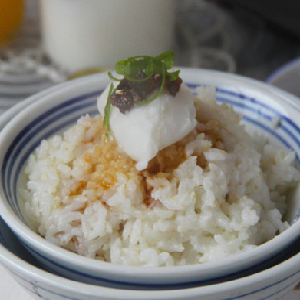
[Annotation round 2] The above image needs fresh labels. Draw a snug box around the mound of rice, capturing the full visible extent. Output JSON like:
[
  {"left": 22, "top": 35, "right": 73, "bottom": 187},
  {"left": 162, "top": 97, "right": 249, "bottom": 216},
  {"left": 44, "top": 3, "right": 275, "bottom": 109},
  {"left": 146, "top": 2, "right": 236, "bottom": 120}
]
[{"left": 21, "top": 86, "right": 300, "bottom": 266}]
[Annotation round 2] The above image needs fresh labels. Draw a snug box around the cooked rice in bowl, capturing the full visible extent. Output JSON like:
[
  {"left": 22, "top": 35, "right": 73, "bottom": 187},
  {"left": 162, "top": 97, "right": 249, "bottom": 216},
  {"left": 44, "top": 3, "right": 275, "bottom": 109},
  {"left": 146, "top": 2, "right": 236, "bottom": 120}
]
[{"left": 20, "top": 86, "right": 300, "bottom": 267}]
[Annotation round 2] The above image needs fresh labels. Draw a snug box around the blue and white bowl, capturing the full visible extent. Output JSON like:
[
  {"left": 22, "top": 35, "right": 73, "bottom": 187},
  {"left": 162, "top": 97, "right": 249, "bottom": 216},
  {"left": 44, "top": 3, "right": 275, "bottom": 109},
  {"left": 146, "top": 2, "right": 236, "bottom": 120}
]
[
  {"left": 0, "top": 69, "right": 300, "bottom": 288},
  {"left": 266, "top": 56, "right": 300, "bottom": 98},
  {"left": 1, "top": 206, "right": 300, "bottom": 299}
]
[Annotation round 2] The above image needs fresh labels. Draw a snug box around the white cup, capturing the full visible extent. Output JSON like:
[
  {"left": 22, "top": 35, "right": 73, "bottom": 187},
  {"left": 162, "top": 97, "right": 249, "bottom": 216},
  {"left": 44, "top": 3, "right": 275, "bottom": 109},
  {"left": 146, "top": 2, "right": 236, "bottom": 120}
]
[{"left": 40, "top": 0, "right": 175, "bottom": 72}]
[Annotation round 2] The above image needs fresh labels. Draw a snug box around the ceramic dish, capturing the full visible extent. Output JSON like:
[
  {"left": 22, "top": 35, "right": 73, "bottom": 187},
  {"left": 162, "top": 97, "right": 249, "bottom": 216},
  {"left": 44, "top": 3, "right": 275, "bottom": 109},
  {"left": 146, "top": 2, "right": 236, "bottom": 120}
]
[
  {"left": 266, "top": 57, "right": 300, "bottom": 98},
  {"left": 0, "top": 208, "right": 300, "bottom": 299},
  {"left": 0, "top": 70, "right": 300, "bottom": 287},
  {"left": 0, "top": 46, "right": 65, "bottom": 115}
]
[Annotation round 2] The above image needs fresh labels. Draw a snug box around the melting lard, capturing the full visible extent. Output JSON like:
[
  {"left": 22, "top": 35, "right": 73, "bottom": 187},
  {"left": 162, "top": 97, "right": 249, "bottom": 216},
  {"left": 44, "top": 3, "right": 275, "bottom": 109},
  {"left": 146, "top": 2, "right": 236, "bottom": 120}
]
[{"left": 97, "top": 51, "right": 197, "bottom": 170}]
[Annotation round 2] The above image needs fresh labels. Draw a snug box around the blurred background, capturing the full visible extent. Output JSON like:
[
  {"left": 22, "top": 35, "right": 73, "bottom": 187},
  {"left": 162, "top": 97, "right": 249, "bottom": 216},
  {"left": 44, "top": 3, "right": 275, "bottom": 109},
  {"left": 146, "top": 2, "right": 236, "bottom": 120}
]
[
  {"left": 1, "top": 1, "right": 300, "bottom": 299},
  {"left": 1, "top": 0, "right": 300, "bottom": 109},
  {"left": 174, "top": 0, "right": 300, "bottom": 80}
]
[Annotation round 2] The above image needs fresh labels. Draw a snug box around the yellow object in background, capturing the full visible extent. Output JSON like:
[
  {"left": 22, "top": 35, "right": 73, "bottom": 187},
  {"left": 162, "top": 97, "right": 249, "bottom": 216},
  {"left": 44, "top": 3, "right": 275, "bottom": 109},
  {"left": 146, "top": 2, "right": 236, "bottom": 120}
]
[{"left": 0, "top": 0, "right": 24, "bottom": 46}]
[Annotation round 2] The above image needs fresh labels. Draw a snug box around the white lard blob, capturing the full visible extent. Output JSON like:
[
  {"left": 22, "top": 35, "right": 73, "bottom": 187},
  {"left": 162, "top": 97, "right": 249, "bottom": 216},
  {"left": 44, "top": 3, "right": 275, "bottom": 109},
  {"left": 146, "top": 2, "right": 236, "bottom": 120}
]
[{"left": 97, "top": 82, "right": 196, "bottom": 170}]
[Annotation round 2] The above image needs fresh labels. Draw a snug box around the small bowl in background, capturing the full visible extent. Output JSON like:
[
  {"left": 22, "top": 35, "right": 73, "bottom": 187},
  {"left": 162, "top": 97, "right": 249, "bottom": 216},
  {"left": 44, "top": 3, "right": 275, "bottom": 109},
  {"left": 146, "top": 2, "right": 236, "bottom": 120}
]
[{"left": 266, "top": 57, "right": 300, "bottom": 98}]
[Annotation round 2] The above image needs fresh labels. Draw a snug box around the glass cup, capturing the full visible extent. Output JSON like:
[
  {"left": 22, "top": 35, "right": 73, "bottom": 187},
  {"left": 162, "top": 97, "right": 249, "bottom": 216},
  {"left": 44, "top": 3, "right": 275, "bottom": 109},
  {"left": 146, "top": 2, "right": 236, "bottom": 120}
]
[
  {"left": 40, "top": 0, "right": 175, "bottom": 73},
  {"left": 0, "top": 0, "right": 25, "bottom": 46}
]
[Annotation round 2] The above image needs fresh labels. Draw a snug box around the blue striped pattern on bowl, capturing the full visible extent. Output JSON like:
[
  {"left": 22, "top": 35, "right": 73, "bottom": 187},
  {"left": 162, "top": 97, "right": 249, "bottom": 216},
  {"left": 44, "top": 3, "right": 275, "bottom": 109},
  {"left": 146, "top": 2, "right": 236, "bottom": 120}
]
[{"left": 1, "top": 78, "right": 300, "bottom": 290}]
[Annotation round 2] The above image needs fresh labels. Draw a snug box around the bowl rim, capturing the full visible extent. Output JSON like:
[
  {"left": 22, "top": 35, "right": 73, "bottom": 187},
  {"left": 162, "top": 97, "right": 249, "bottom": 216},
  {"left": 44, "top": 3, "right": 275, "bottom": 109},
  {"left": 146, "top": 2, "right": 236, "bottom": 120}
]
[
  {"left": 265, "top": 56, "right": 300, "bottom": 84},
  {"left": 0, "top": 69, "right": 300, "bottom": 284}
]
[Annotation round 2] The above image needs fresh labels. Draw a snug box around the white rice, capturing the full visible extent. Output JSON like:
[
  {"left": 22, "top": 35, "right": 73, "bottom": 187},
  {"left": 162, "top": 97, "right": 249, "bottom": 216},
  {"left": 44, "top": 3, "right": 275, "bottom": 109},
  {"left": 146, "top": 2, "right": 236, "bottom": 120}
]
[{"left": 20, "top": 86, "right": 300, "bottom": 266}]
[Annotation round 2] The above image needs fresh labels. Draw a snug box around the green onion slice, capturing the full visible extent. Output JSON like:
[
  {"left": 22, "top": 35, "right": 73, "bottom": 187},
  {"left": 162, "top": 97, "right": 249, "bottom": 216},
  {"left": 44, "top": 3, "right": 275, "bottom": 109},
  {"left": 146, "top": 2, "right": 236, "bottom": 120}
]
[{"left": 104, "top": 50, "right": 180, "bottom": 138}]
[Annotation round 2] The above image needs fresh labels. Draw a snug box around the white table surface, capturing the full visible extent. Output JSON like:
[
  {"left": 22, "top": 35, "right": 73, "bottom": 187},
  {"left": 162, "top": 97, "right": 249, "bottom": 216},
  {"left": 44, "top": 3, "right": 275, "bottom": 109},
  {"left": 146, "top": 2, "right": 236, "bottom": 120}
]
[{"left": 0, "top": 263, "right": 300, "bottom": 300}]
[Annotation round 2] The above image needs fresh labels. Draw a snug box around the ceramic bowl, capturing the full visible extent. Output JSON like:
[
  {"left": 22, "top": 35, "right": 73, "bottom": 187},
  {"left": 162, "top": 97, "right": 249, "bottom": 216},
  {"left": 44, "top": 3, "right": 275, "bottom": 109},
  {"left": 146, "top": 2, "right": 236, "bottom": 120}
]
[
  {"left": 266, "top": 57, "right": 300, "bottom": 98},
  {"left": 0, "top": 97, "right": 299, "bottom": 300},
  {"left": 1, "top": 211, "right": 300, "bottom": 300},
  {"left": 0, "top": 69, "right": 300, "bottom": 287}
]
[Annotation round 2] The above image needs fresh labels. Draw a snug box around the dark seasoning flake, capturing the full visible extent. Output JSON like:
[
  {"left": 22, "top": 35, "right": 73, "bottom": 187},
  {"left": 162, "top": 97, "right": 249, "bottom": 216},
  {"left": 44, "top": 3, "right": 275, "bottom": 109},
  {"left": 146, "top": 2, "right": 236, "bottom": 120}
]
[{"left": 110, "top": 72, "right": 183, "bottom": 114}]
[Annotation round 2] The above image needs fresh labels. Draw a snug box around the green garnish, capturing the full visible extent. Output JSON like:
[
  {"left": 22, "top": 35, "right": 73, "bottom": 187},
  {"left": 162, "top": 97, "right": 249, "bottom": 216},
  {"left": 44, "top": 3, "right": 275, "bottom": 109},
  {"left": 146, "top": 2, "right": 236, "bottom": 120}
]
[
  {"left": 108, "top": 50, "right": 179, "bottom": 83},
  {"left": 103, "top": 83, "right": 116, "bottom": 138},
  {"left": 104, "top": 50, "right": 180, "bottom": 138}
]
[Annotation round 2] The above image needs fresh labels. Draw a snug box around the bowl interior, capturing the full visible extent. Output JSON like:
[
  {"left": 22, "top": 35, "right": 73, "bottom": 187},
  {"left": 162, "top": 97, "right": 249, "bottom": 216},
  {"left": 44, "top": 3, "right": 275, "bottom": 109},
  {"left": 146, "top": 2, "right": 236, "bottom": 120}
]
[
  {"left": 0, "top": 69, "right": 300, "bottom": 286},
  {"left": 7, "top": 89, "right": 101, "bottom": 227},
  {"left": 5, "top": 73, "right": 300, "bottom": 225}
]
